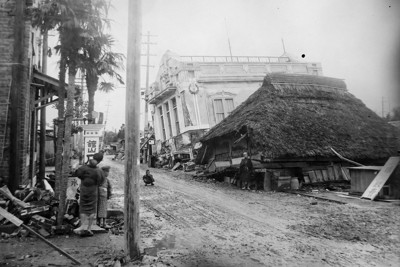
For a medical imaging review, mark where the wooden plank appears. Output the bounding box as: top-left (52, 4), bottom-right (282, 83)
top-left (308, 171), bottom-right (317, 183)
top-left (333, 165), bottom-right (341, 180)
top-left (315, 170), bottom-right (324, 182)
top-left (200, 145), bottom-right (208, 163)
top-left (0, 207), bottom-right (23, 226)
top-left (327, 166), bottom-right (335, 181)
top-left (303, 174), bottom-right (310, 184)
top-left (361, 157), bottom-right (400, 200)
top-left (286, 191), bottom-right (346, 204)
top-left (263, 172), bottom-right (272, 191)
top-left (172, 162), bottom-right (181, 171)
top-left (341, 167), bottom-right (351, 181)
top-left (322, 169), bottom-right (329, 181)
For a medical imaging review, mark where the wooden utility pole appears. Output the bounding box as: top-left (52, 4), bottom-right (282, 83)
top-left (141, 31), bottom-right (156, 164)
top-left (125, 0), bottom-right (141, 259)
top-left (224, 18), bottom-right (233, 59)
top-left (39, 31), bottom-right (48, 181)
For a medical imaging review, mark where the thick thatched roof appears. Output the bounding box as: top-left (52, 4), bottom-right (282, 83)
top-left (201, 73), bottom-right (399, 160)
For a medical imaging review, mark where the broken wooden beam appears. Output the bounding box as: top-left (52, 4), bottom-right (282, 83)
top-left (0, 207), bottom-right (82, 265)
top-left (330, 147), bottom-right (364, 167)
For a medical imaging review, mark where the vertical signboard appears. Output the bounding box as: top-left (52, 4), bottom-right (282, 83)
top-left (67, 177), bottom-right (81, 200)
top-left (82, 124), bottom-right (104, 162)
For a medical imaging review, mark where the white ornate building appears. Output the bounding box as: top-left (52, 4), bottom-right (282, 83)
top-left (148, 50), bottom-right (323, 158)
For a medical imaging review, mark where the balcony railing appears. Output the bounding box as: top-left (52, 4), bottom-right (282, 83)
top-left (179, 56), bottom-right (290, 63)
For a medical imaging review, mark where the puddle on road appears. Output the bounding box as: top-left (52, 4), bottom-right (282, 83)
top-left (155, 234), bottom-right (176, 250)
top-left (214, 235), bottom-right (227, 240)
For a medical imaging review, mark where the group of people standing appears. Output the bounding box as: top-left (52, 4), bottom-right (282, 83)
top-left (73, 152), bottom-right (112, 237)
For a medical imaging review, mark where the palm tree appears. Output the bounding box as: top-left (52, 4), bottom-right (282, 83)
top-left (82, 33), bottom-right (125, 124)
top-left (32, 0), bottom-right (109, 225)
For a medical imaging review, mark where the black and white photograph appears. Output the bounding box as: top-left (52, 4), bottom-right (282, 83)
top-left (0, 0), bottom-right (399, 266)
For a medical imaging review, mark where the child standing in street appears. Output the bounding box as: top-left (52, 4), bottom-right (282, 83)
top-left (97, 166), bottom-right (112, 229)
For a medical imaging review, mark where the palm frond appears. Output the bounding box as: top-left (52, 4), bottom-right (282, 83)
top-left (99, 82), bottom-right (115, 93)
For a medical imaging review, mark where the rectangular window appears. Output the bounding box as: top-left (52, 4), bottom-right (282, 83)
top-left (159, 106), bottom-right (166, 140)
top-left (213, 98), bottom-right (235, 124)
top-left (165, 102), bottom-right (173, 137)
top-left (225, 99), bottom-right (234, 115)
top-left (214, 99), bottom-right (225, 123)
top-left (187, 70), bottom-right (195, 79)
top-left (172, 98), bottom-right (180, 134)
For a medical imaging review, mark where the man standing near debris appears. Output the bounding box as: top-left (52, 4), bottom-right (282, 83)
top-left (74, 153), bottom-right (104, 236)
top-left (143, 169), bottom-right (155, 186)
top-left (239, 152), bottom-right (253, 190)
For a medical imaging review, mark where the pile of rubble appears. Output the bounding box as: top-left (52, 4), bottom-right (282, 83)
top-left (0, 183), bottom-right (82, 238)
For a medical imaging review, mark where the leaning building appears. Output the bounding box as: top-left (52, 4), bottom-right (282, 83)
top-left (147, 50), bottom-right (323, 159)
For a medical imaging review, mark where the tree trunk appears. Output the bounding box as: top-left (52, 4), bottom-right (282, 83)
top-left (54, 55), bottom-right (66, 203)
top-left (86, 75), bottom-right (98, 124)
top-left (56, 66), bottom-right (77, 225)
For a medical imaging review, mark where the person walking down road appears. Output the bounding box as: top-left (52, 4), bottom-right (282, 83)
top-left (73, 153), bottom-right (104, 237)
top-left (143, 169), bottom-right (155, 186)
top-left (239, 152), bottom-right (253, 190)
top-left (97, 166), bottom-right (112, 229)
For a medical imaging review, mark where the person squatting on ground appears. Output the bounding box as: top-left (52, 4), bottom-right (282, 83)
top-left (143, 169), bottom-right (155, 186)
top-left (74, 153), bottom-right (104, 236)
top-left (97, 166), bottom-right (112, 229)
top-left (239, 152), bottom-right (253, 190)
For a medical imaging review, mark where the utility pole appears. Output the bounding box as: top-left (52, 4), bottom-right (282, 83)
top-left (104, 100), bottom-right (111, 126)
top-left (224, 18), bottom-right (233, 60)
top-left (281, 38), bottom-right (286, 53)
top-left (141, 31), bottom-right (156, 164)
top-left (101, 100), bottom-right (111, 149)
top-left (39, 31), bottom-right (49, 181)
top-left (125, 0), bottom-right (141, 260)
top-left (382, 96), bottom-right (384, 118)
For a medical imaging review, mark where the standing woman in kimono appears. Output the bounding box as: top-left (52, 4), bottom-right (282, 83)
top-left (74, 153), bottom-right (104, 236)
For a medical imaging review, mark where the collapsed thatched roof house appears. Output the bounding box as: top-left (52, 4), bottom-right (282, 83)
top-left (198, 73), bottom-right (400, 189)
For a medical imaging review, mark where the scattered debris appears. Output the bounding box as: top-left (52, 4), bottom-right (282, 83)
top-left (0, 206), bottom-right (82, 265)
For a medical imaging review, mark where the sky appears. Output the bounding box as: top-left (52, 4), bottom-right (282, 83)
top-left (47, 0), bottom-right (400, 131)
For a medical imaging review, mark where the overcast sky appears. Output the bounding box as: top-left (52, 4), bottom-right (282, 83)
top-left (47, 0), bottom-right (400, 131)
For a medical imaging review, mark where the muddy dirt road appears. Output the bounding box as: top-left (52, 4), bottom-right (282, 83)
top-left (105, 156), bottom-right (400, 267)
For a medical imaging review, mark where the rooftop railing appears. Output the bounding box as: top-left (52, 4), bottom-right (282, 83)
top-left (179, 56), bottom-right (290, 63)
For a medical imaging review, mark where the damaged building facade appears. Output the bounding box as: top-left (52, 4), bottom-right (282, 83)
top-left (147, 51), bottom-right (323, 159)
top-left (0, 0), bottom-right (64, 192)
